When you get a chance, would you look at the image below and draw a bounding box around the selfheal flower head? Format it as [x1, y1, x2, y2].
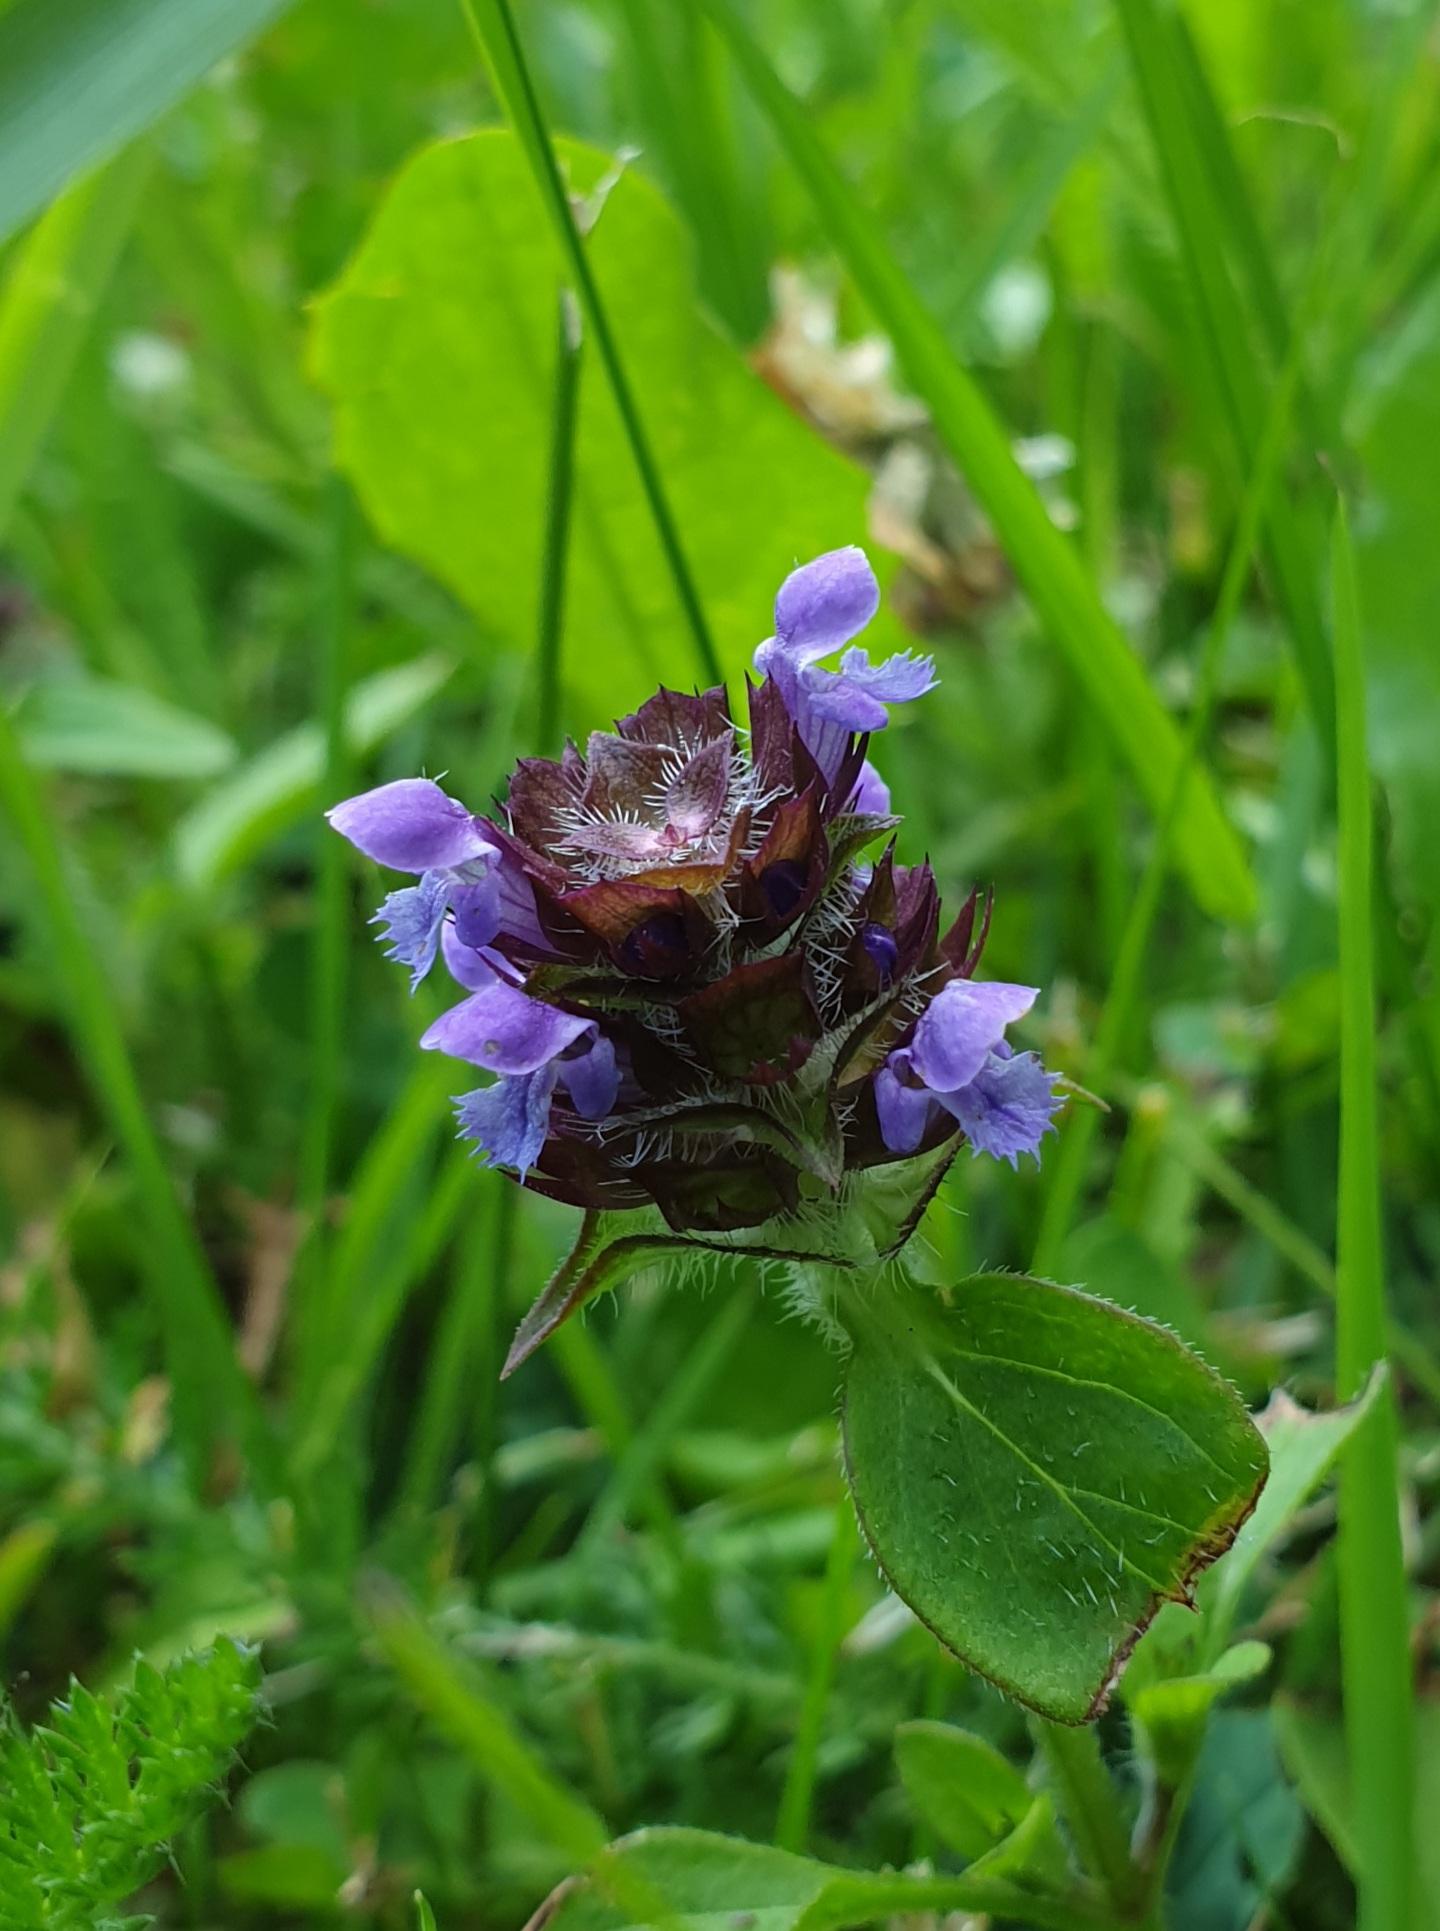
[329, 545, 1062, 1271]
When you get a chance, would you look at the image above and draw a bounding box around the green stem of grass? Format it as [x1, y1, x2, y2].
[459, 0, 723, 691]
[774, 1501, 854, 1853]
[0, 696, 266, 1484]
[299, 475, 355, 1244]
[537, 290, 582, 754]
[1330, 498, 1415, 1931]
[1031, 302, 1307, 1277]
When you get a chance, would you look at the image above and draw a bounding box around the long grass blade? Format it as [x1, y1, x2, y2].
[458, 0, 724, 691]
[774, 1503, 854, 1853]
[0, 148, 150, 533]
[1330, 498, 1415, 1931]
[1032, 258, 1315, 1276]
[699, 0, 1253, 925]
[1113, 0, 1333, 740]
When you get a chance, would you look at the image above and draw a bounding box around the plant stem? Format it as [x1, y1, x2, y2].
[1331, 498, 1415, 1931]
[536, 290, 582, 755]
[459, 0, 723, 691]
[1036, 1720, 1136, 1914]
[775, 1501, 853, 1853]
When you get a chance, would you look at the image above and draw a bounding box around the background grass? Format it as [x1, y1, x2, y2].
[1, 1, 1438, 1926]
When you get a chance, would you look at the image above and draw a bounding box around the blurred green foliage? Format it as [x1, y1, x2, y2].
[2, 0, 1439, 1926]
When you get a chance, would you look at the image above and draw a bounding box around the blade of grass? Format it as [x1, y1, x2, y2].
[1113, 0, 1334, 742]
[580, 1287, 752, 1551]
[699, 0, 1253, 926]
[1031, 262, 1313, 1276]
[294, 1146, 475, 1483]
[367, 1581, 609, 1862]
[1155, 1107, 1440, 1411]
[774, 1501, 854, 1853]
[0, 701, 268, 1481]
[0, 144, 269, 1485]
[299, 477, 356, 1246]
[0, 0, 289, 245]
[393, 1179, 506, 1523]
[1330, 498, 1415, 1931]
[367, 1584, 684, 1931]
[536, 290, 582, 755]
[0, 147, 150, 533]
[458, 0, 723, 691]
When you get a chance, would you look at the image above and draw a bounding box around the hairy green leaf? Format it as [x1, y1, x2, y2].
[0, 1642, 260, 1931]
[841, 1274, 1267, 1722]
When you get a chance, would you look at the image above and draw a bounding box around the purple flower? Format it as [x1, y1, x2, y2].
[874, 979, 1062, 1168]
[327, 778, 504, 990]
[421, 971, 619, 1176]
[850, 758, 891, 816]
[754, 548, 937, 780]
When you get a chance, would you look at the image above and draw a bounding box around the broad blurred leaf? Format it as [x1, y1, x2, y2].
[841, 1274, 1267, 1722]
[1275, 1696, 1440, 1923]
[893, 1720, 1033, 1859]
[16, 677, 237, 778]
[172, 654, 452, 888]
[0, 0, 291, 245]
[310, 132, 881, 727]
[1165, 1710, 1303, 1931]
[529, 1824, 1064, 1931]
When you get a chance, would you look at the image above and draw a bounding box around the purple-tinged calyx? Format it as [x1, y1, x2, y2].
[874, 979, 1063, 1168]
[754, 547, 937, 781]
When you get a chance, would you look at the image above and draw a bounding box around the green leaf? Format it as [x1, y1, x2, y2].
[0, 1641, 261, 1930]
[16, 677, 238, 778]
[840, 1273, 1267, 1722]
[1200, 1374, 1381, 1647]
[171, 653, 453, 889]
[0, 0, 291, 246]
[414, 1894, 439, 1931]
[528, 1825, 1087, 1931]
[309, 131, 881, 727]
[893, 1720, 1033, 1860]
[698, 0, 1255, 926]
[1127, 1641, 1272, 1784]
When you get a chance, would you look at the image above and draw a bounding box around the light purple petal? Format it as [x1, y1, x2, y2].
[450, 868, 502, 950]
[327, 778, 490, 872]
[945, 1050, 1062, 1168]
[911, 980, 1038, 1094]
[801, 666, 890, 734]
[558, 1031, 618, 1120]
[849, 759, 891, 816]
[454, 1067, 557, 1176]
[371, 870, 450, 992]
[875, 1050, 935, 1154]
[835, 645, 938, 703]
[772, 547, 879, 667]
[420, 981, 591, 1075]
[440, 922, 502, 993]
